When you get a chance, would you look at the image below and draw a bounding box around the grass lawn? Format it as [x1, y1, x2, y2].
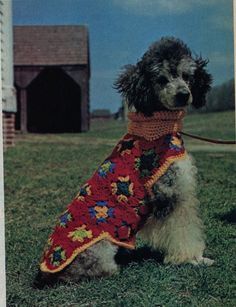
[4, 111, 236, 306]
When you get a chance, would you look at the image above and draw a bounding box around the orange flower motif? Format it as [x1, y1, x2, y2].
[89, 201, 114, 223]
[171, 136, 182, 147]
[94, 206, 109, 219]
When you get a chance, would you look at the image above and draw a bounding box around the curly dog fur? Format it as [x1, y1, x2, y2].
[34, 37, 213, 288]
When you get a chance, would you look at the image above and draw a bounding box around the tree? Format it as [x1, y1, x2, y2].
[204, 78, 234, 112]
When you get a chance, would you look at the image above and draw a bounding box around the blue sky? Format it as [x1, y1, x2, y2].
[13, 0, 234, 112]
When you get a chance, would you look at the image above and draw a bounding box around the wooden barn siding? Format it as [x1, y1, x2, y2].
[65, 65, 90, 132]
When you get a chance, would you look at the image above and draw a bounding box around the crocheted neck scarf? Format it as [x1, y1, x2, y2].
[128, 110, 186, 141]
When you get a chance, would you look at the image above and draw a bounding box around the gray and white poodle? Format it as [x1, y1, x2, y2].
[34, 37, 214, 288]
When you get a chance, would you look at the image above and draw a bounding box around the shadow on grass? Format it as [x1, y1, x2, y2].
[33, 246, 164, 290]
[218, 208, 236, 224]
[115, 246, 164, 266]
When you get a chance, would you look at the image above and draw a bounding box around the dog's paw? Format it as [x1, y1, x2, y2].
[164, 255, 215, 266]
[188, 256, 214, 266]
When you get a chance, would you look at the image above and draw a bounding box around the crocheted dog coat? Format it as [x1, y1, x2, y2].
[40, 111, 186, 273]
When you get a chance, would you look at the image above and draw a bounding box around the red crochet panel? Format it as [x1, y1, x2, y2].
[40, 132, 186, 273]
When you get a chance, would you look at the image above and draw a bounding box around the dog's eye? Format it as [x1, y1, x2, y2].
[157, 76, 169, 85]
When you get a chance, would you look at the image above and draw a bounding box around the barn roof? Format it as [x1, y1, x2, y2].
[13, 25, 89, 66]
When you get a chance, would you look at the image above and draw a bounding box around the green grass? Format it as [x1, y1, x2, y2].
[4, 111, 236, 306]
[183, 111, 235, 139]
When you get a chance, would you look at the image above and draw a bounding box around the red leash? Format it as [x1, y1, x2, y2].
[181, 131, 236, 145]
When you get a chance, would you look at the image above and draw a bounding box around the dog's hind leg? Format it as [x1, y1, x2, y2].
[34, 240, 118, 287]
[57, 240, 119, 282]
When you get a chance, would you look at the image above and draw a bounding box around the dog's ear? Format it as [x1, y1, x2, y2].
[191, 57, 212, 108]
[114, 63, 156, 116]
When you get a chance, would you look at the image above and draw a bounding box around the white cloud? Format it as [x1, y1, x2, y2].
[112, 0, 233, 33]
[112, 0, 219, 16]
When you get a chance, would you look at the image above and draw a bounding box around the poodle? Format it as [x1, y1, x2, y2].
[34, 37, 214, 288]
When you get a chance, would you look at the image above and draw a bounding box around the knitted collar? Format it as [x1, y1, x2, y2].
[128, 110, 186, 141]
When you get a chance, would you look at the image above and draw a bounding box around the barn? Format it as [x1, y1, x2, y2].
[13, 25, 90, 133]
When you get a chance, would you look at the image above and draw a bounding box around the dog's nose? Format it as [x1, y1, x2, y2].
[175, 90, 190, 107]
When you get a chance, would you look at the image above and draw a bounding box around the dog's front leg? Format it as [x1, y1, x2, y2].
[159, 197, 214, 266]
[139, 156, 214, 265]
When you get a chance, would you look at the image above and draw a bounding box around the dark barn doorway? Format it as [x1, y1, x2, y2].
[27, 67, 82, 133]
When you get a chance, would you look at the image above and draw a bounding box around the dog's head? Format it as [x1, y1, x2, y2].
[114, 37, 212, 116]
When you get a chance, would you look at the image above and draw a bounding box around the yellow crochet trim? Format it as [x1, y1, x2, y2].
[145, 151, 187, 195]
[128, 110, 186, 141]
[40, 232, 135, 273]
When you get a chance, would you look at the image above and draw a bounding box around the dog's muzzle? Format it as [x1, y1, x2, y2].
[175, 89, 190, 107]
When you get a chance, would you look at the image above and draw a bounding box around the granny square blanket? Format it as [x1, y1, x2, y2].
[40, 132, 186, 273]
